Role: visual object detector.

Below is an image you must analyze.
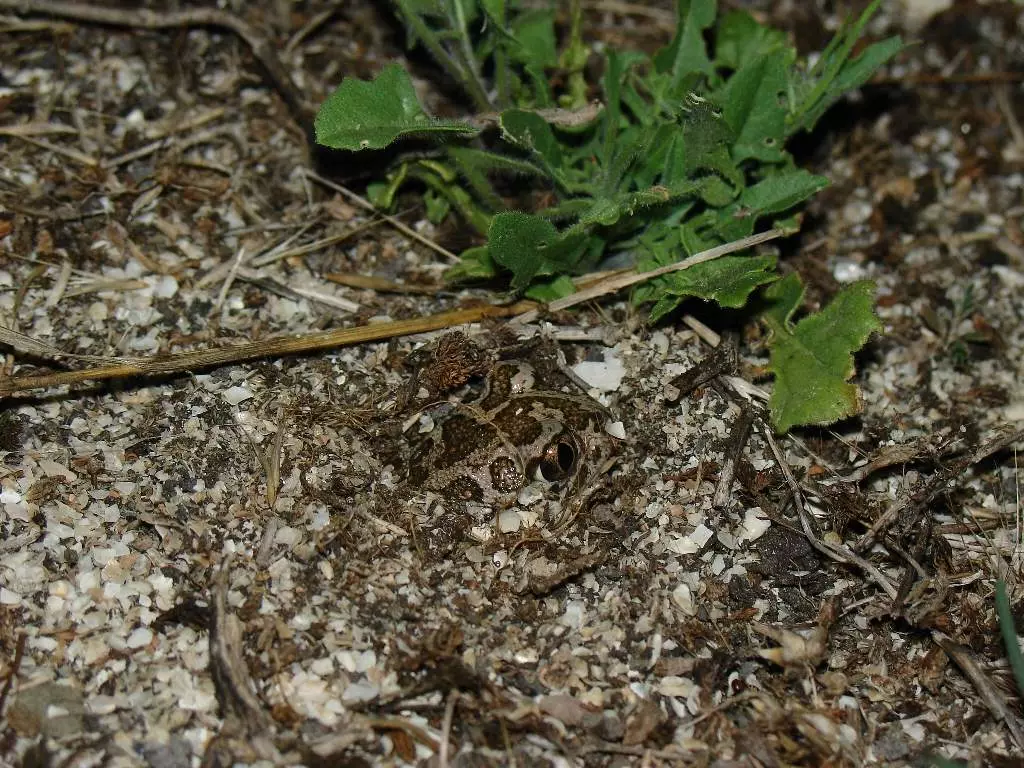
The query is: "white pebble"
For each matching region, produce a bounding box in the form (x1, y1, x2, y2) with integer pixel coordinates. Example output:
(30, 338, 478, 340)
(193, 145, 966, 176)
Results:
(842, 200, 873, 225)
(88, 301, 108, 321)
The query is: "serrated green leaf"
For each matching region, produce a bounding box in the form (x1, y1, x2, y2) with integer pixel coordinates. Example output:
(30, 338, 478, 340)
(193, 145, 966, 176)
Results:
(315, 64, 477, 150)
(525, 274, 576, 301)
(661, 253, 779, 307)
(488, 212, 586, 289)
(768, 280, 881, 432)
(715, 10, 789, 71)
(722, 49, 789, 162)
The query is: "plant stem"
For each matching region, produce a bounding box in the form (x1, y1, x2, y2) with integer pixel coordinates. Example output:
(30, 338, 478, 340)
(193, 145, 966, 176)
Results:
(448, 0, 493, 110)
(491, 2, 509, 108)
(392, 0, 490, 112)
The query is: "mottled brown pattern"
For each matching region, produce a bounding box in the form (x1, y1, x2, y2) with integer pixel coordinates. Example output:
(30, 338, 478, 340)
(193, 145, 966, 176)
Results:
(403, 362, 620, 517)
(437, 414, 498, 467)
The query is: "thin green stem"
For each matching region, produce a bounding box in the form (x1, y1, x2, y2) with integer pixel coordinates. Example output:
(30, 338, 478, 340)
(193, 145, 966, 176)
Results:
(392, 0, 490, 111)
(996, 580, 1024, 697)
(447, 0, 493, 110)
(491, 2, 509, 108)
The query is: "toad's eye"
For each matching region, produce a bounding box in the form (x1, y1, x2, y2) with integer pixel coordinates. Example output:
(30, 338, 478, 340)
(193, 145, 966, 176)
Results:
(538, 437, 578, 482)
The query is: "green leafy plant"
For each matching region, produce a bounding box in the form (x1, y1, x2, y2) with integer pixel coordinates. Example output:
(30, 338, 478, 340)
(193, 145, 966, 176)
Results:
(314, 0, 903, 432)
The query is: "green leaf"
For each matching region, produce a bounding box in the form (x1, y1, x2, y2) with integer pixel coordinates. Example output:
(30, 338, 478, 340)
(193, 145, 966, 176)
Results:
(786, 0, 903, 134)
(446, 245, 497, 282)
(739, 169, 829, 216)
(715, 10, 789, 71)
(722, 49, 789, 162)
(579, 181, 701, 228)
(499, 109, 563, 179)
(406, 161, 493, 234)
(315, 64, 477, 150)
(509, 9, 557, 69)
(654, 0, 717, 92)
(423, 189, 451, 223)
(677, 95, 743, 194)
(487, 212, 587, 289)
(365, 164, 409, 209)
(525, 274, 576, 301)
(767, 281, 881, 432)
(761, 272, 804, 332)
(790, 37, 904, 134)
(650, 254, 779, 324)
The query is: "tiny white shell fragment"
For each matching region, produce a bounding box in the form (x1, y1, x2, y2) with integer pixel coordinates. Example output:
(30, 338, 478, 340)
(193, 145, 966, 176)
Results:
(497, 509, 521, 533)
(222, 386, 253, 406)
(672, 583, 695, 615)
(605, 420, 626, 440)
(738, 507, 771, 542)
(572, 352, 625, 393)
(126, 627, 153, 649)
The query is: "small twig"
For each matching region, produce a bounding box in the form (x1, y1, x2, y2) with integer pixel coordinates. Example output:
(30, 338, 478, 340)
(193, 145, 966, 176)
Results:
(0, 0, 309, 121)
(324, 273, 442, 295)
(304, 170, 460, 263)
(437, 690, 460, 768)
(236, 270, 361, 314)
(761, 420, 899, 600)
(713, 407, 754, 509)
(44, 259, 72, 308)
(932, 630, 1024, 751)
(0, 301, 537, 395)
(215, 246, 249, 313)
(3, 133, 99, 166)
(283, 7, 335, 55)
(0, 633, 27, 718)
(0, 122, 78, 137)
(665, 337, 737, 403)
(250, 222, 380, 268)
(854, 426, 1024, 553)
(264, 404, 287, 508)
(995, 85, 1024, 157)
(207, 557, 279, 762)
